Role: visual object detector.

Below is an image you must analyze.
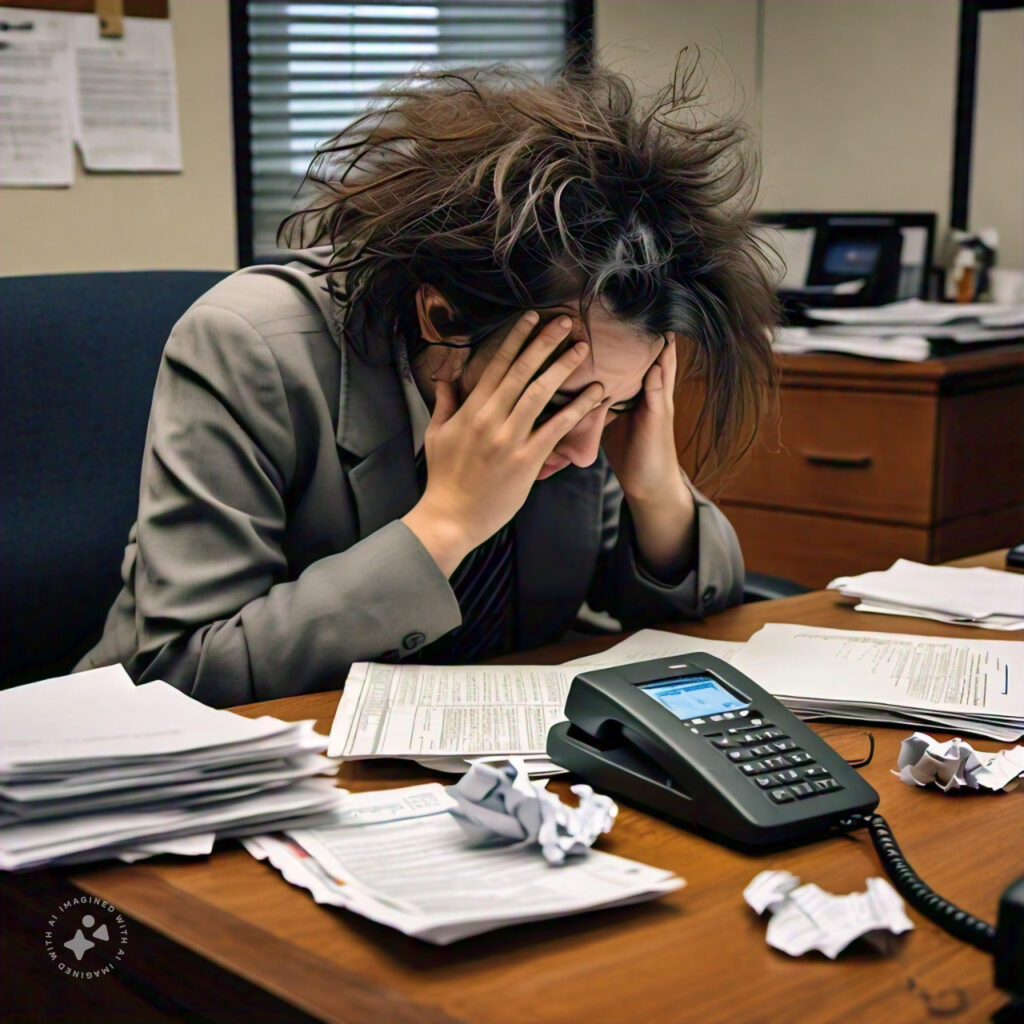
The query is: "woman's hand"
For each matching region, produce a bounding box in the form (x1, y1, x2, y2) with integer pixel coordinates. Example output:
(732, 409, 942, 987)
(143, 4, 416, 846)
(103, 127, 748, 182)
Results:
(402, 312, 604, 576)
(601, 337, 698, 579)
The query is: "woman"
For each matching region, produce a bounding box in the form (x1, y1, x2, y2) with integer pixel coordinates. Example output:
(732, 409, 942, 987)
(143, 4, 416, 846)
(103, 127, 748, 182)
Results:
(79, 61, 777, 707)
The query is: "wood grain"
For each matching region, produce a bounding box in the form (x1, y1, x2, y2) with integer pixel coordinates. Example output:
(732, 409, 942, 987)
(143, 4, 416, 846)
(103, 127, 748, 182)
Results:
(714, 347, 1024, 586)
(30, 552, 1016, 1024)
(0, 0, 168, 17)
(717, 504, 930, 589)
(721, 388, 938, 523)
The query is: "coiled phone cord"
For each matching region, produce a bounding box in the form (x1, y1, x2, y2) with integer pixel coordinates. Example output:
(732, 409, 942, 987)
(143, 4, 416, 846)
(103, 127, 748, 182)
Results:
(862, 812, 997, 954)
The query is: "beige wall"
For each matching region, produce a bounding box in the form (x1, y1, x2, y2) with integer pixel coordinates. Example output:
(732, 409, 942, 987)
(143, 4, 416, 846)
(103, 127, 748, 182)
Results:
(970, 7, 1024, 270)
(595, 0, 760, 128)
(597, 0, 962, 237)
(0, 0, 236, 276)
(2, 2, 1010, 277)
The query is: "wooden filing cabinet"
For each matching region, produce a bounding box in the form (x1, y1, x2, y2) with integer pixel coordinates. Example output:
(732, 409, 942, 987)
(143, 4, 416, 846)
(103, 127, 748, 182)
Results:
(713, 345, 1024, 589)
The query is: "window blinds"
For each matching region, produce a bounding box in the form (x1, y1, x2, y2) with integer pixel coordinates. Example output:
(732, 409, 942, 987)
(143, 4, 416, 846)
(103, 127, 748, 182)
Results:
(244, 1, 574, 257)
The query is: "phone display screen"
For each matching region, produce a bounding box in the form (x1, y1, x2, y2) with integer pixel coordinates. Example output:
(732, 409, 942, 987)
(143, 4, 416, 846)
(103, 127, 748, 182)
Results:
(639, 674, 748, 721)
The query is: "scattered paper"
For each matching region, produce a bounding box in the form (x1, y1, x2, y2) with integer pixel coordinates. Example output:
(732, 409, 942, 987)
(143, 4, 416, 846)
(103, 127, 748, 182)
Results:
(328, 662, 576, 762)
(893, 732, 1024, 792)
(563, 628, 743, 668)
(773, 327, 930, 362)
(731, 623, 1024, 742)
(244, 784, 682, 944)
(447, 758, 617, 865)
(0, 8, 74, 186)
(744, 870, 914, 958)
(805, 298, 1024, 328)
(114, 832, 216, 864)
(828, 558, 1024, 630)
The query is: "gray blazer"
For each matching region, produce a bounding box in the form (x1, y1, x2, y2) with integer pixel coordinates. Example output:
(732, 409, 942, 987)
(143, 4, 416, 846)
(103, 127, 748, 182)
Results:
(79, 258, 744, 707)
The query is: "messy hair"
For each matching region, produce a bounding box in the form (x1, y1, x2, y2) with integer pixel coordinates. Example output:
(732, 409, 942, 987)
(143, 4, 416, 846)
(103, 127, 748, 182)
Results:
(281, 56, 779, 485)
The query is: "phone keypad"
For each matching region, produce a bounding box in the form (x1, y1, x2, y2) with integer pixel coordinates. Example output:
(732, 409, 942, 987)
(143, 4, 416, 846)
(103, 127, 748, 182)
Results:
(703, 715, 844, 804)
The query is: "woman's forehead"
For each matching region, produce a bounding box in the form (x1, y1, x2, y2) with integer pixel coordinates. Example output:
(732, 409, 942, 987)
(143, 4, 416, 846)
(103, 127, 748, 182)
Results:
(562, 322, 663, 397)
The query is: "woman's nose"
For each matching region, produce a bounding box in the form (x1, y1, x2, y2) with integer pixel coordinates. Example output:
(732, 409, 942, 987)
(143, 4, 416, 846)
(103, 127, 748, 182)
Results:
(553, 407, 607, 468)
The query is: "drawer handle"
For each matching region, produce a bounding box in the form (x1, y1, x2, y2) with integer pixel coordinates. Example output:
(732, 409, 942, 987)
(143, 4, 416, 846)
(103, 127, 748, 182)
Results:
(802, 452, 873, 469)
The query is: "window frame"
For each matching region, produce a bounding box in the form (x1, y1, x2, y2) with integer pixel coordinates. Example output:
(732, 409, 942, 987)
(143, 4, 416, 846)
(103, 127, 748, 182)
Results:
(228, 0, 594, 267)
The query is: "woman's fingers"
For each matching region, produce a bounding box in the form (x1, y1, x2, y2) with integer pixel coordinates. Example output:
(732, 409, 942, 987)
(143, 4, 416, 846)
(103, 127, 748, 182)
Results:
(429, 377, 459, 428)
(466, 311, 540, 399)
(643, 334, 676, 410)
(468, 313, 577, 416)
(530, 379, 605, 452)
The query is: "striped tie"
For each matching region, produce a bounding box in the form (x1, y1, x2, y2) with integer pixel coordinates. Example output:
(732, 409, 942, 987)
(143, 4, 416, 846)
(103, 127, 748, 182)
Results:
(412, 451, 516, 662)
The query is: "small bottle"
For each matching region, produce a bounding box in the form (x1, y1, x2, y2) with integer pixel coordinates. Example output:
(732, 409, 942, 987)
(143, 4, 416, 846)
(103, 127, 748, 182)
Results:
(953, 247, 977, 303)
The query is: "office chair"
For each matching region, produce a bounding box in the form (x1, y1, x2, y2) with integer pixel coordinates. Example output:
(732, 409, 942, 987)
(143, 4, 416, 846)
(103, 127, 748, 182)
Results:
(0, 270, 229, 689)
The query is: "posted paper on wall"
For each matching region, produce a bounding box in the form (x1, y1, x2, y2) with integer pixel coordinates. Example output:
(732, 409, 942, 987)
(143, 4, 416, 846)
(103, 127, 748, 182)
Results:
(0, 9, 74, 186)
(69, 13, 182, 171)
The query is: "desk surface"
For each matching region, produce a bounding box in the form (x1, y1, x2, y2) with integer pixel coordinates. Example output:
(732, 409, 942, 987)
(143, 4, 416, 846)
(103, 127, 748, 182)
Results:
(27, 552, 1024, 1024)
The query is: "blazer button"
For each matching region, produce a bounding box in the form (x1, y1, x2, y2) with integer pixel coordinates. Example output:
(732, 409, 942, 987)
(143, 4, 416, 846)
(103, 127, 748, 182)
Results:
(701, 585, 717, 606)
(402, 631, 426, 651)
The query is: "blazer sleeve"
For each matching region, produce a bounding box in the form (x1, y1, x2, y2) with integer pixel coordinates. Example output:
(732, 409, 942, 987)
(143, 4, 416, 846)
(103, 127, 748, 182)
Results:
(112, 303, 461, 707)
(586, 462, 745, 629)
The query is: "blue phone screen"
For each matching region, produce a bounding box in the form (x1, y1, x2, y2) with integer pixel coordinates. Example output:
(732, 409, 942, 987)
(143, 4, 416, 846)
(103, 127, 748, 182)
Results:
(639, 674, 748, 720)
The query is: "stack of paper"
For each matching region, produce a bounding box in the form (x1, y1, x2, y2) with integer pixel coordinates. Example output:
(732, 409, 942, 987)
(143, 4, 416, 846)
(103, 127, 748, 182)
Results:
(828, 558, 1024, 630)
(244, 784, 683, 944)
(0, 666, 347, 870)
(774, 299, 1024, 361)
(729, 624, 1024, 741)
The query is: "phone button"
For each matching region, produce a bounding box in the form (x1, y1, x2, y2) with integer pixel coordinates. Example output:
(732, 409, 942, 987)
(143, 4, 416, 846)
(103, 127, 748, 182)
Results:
(803, 765, 829, 778)
(787, 750, 814, 765)
(726, 748, 756, 763)
(790, 782, 815, 799)
(812, 778, 843, 794)
(768, 788, 795, 803)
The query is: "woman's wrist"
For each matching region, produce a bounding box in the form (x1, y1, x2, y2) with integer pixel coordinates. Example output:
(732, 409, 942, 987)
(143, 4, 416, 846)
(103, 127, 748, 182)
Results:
(401, 501, 476, 578)
(625, 475, 697, 580)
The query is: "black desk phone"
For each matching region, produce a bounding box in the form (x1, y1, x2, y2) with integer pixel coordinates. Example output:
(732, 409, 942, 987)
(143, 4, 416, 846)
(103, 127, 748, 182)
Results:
(547, 653, 879, 847)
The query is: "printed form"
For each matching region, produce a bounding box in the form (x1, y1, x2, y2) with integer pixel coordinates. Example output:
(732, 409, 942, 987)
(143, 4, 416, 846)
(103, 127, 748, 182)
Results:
(329, 662, 576, 760)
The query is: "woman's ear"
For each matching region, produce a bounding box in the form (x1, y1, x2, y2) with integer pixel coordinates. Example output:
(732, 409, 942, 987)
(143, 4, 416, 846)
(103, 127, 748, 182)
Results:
(414, 284, 472, 382)
(415, 285, 457, 343)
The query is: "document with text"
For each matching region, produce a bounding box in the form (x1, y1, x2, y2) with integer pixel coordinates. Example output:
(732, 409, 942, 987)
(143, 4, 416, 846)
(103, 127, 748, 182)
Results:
(328, 662, 576, 761)
(731, 624, 1023, 740)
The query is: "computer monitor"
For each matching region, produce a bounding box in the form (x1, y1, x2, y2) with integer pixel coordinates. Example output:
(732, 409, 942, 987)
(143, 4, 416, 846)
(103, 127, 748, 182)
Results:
(755, 212, 936, 306)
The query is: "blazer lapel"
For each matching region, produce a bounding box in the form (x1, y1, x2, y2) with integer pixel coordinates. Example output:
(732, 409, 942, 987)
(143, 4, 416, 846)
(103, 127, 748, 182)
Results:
(335, 333, 420, 536)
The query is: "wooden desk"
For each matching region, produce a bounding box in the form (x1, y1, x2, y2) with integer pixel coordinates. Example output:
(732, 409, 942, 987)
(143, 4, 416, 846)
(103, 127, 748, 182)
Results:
(716, 347, 1024, 588)
(3, 552, 1022, 1024)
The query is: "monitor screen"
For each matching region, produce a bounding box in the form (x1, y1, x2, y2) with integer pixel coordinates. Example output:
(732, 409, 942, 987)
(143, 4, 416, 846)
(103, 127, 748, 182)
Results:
(638, 674, 748, 721)
(823, 239, 882, 276)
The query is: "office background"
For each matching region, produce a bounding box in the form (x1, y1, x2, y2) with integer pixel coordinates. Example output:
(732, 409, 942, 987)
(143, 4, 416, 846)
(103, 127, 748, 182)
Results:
(1, 0, 1021, 277)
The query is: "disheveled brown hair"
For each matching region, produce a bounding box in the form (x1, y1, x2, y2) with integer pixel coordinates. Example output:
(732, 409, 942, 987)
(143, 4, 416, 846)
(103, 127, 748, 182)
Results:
(281, 55, 779, 486)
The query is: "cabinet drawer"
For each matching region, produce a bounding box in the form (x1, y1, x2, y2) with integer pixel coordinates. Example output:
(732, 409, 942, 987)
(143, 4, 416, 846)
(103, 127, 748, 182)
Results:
(722, 388, 937, 524)
(722, 503, 929, 590)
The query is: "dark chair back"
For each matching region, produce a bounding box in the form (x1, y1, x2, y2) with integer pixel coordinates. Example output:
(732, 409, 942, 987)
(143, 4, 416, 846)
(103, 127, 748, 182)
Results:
(0, 270, 229, 688)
